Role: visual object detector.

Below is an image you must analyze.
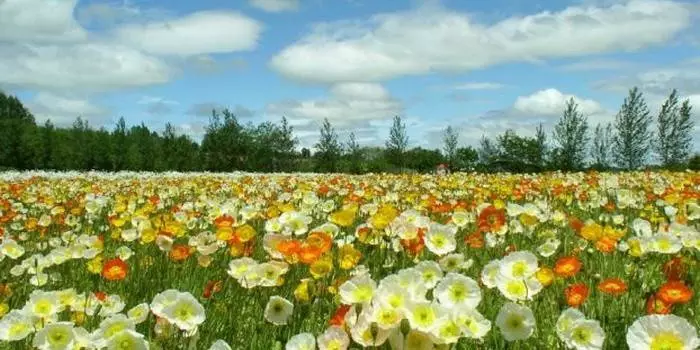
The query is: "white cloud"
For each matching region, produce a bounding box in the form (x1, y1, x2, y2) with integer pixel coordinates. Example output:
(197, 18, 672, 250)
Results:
(266, 82, 403, 125)
(271, 0, 693, 84)
(454, 82, 505, 90)
(29, 92, 110, 125)
(0, 0, 87, 43)
(557, 58, 639, 72)
(513, 88, 605, 116)
(249, 0, 299, 12)
(114, 11, 262, 56)
(0, 43, 172, 91)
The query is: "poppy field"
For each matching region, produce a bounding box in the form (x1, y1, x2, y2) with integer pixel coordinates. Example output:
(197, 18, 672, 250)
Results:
(0, 171, 698, 350)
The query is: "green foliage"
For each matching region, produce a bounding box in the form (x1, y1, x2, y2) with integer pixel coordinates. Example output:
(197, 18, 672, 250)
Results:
(613, 87, 652, 170)
(442, 126, 459, 167)
(688, 153, 700, 170)
(0, 88, 696, 174)
(405, 147, 444, 173)
(552, 98, 589, 171)
(591, 123, 613, 170)
(385, 116, 409, 168)
(454, 146, 478, 171)
(314, 119, 342, 173)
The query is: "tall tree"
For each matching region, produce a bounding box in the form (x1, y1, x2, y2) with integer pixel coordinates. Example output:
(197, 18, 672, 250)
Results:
(276, 117, 298, 172)
(346, 132, 362, 174)
(656, 90, 694, 167)
(385, 115, 409, 169)
(671, 100, 694, 166)
(477, 135, 499, 170)
(591, 123, 613, 170)
(0, 91, 36, 169)
(315, 118, 342, 172)
(442, 126, 459, 167)
(613, 87, 652, 170)
(534, 123, 548, 170)
(552, 98, 589, 171)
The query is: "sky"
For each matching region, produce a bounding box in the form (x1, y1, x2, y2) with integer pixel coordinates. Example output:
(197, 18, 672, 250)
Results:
(1, 0, 699, 151)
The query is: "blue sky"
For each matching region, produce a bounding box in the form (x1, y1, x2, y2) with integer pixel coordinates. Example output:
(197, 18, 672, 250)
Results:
(0, 0, 699, 150)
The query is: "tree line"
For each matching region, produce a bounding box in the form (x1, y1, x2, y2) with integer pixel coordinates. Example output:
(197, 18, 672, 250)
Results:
(0, 87, 697, 173)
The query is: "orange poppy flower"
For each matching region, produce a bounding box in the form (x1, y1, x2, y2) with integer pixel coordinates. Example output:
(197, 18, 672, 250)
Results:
(203, 280, 223, 299)
(565, 282, 589, 307)
(477, 205, 506, 233)
(663, 257, 687, 281)
(464, 231, 484, 249)
(401, 230, 425, 256)
(646, 294, 672, 315)
(170, 244, 191, 261)
(595, 237, 617, 253)
(299, 244, 323, 264)
(656, 281, 693, 305)
(554, 256, 582, 278)
(214, 214, 235, 228)
(598, 278, 628, 296)
(93, 291, 107, 301)
(329, 304, 351, 326)
(306, 232, 333, 254)
(568, 216, 584, 233)
(102, 258, 128, 281)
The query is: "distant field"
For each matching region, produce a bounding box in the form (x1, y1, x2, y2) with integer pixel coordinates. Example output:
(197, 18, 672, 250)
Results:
(0, 171, 698, 349)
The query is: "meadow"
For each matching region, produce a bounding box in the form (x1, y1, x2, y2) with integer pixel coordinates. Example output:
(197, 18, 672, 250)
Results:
(0, 171, 698, 350)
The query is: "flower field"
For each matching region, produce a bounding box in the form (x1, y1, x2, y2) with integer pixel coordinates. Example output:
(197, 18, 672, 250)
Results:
(0, 171, 698, 350)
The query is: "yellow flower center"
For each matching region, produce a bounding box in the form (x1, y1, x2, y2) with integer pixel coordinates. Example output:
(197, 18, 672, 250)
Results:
(650, 332, 684, 350)
(571, 326, 592, 344)
(511, 262, 528, 278)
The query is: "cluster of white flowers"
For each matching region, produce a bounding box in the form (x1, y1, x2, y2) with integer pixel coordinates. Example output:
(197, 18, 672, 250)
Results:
(0, 288, 207, 349)
(227, 257, 290, 289)
(1, 232, 104, 287)
(481, 250, 544, 301)
(556, 308, 605, 350)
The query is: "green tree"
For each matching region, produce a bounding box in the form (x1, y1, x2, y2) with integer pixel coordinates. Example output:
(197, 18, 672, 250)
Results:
(442, 126, 459, 167)
(656, 91, 694, 168)
(111, 117, 128, 171)
(552, 98, 589, 171)
(405, 147, 444, 173)
(385, 116, 409, 170)
(346, 132, 363, 174)
(477, 135, 499, 171)
(591, 123, 613, 170)
(613, 87, 652, 170)
(534, 123, 548, 169)
(454, 146, 478, 171)
(0, 91, 36, 169)
(314, 118, 342, 173)
(496, 130, 543, 173)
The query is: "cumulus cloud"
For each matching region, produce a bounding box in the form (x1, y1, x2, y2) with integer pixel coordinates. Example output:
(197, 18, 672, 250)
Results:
(0, 43, 173, 92)
(270, 0, 693, 84)
(513, 88, 605, 116)
(0, 0, 87, 43)
(249, 0, 299, 12)
(28, 92, 111, 126)
(593, 59, 700, 116)
(266, 82, 403, 126)
(113, 11, 263, 56)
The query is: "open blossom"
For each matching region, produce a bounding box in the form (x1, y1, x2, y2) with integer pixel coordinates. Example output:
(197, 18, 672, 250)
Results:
(265, 296, 294, 325)
(626, 315, 699, 350)
(496, 302, 536, 342)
